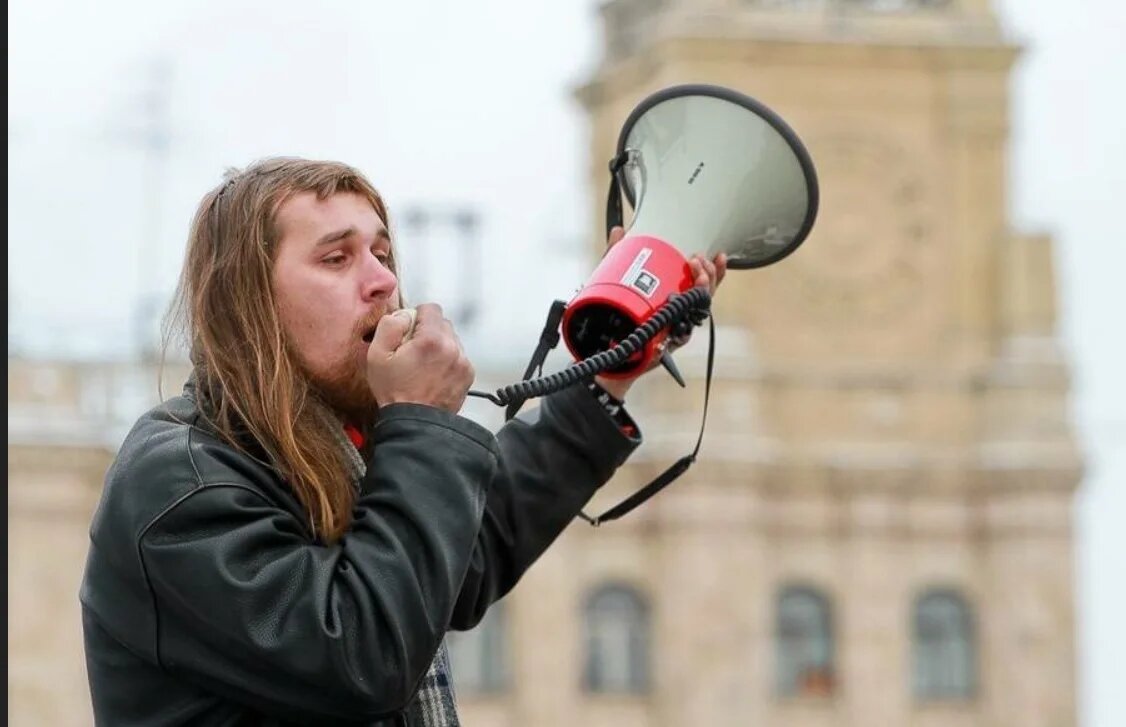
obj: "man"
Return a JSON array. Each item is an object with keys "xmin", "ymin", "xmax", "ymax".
[{"xmin": 80, "ymin": 157, "xmax": 725, "ymax": 726}]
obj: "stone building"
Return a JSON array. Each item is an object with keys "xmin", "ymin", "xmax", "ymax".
[
  {"xmin": 452, "ymin": 1, "xmax": 1082, "ymax": 726},
  {"xmin": 8, "ymin": 358, "xmax": 192, "ymax": 726},
  {"xmin": 6, "ymin": 1, "xmax": 1081, "ymax": 726}
]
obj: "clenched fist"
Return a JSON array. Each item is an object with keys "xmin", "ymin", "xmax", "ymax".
[{"xmin": 365, "ymin": 303, "xmax": 474, "ymax": 413}]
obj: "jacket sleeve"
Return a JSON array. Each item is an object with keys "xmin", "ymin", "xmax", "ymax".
[
  {"xmin": 449, "ymin": 382, "xmax": 641, "ymax": 629},
  {"xmin": 138, "ymin": 403, "xmax": 497, "ymax": 724}
]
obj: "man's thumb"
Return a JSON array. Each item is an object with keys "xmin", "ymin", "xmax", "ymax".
[{"xmin": 372, "ymin": 308, "xmax": 417, "ymax": 351}]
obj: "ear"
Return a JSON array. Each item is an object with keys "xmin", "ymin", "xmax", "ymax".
[{"xmin": 607, "ymin": 225, "xmax": 626, "ymax": 248}]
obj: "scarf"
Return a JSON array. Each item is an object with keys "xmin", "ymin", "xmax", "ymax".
[{"xmin": 321, "ymin": 408, "xmax": 461, "ymax": 727}]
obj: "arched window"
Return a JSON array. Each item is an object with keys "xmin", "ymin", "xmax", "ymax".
[
  {"xmin": 583, "ymin": 582, "xmax": 651, "ymax": 693},
  {"xmin": 447, "ymin": 600, "xmax": 510, "ymax": 694},
  {"xmin": 912, "ymin": 588, "xmax": 975, "ymax": 700},
  {"xmin": 776, "ymin": 585, "xmax": 835, "ymax": 697}
]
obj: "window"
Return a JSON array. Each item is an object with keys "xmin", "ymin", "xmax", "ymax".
[
  {"xmin": 776, "ymin": 585, "xmax": 835, "ymax": 698},
  {"xmin": 447, "ymin": 600, "xmax": 510, "ymax": 694},
  {"xmin": 912, "ymin": 588, "xmax": 975, "ymax": 700},
  {"xmin": 583, "ymin": 583, "xmax": 651, "ymax": 693}
]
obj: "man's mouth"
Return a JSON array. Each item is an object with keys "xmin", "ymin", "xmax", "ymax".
[{"xmin": 360, "ymin": 310, "xmax": 394, "ymax": 344}]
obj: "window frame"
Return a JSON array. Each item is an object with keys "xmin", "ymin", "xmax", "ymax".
[
  {"xmin": 582, "ymin": 581, "xmax": 652, "ymax": 695},
  {"xmin": 774, "ymin": 583, "xmax": 837, "ymax": 699},
  {"xmin": 911, "ymin": 587, "xmax": 977, "ymax": 702}
]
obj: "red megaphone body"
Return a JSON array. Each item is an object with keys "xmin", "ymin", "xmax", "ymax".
[{"xmin": 561, "ymin": 235, "xmax": 694, "ymax": 378}]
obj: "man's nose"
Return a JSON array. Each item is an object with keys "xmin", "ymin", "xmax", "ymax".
[{"xmin": 360, "ymin": 253, "xmax": 398, "ymax": 303}]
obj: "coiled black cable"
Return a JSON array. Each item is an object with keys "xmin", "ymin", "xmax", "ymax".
[{"xmin": 469, "ymin": 287, "xmax": 712, "ymax": 407}]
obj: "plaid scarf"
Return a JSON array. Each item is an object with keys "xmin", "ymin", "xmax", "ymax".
[
  {"xmin": 402, "ymin": 641, "xmax": 459, "ymax": 727},
  {"xmin": 322, "ymin": 408, "xmax": 461, "ymax": 727}
]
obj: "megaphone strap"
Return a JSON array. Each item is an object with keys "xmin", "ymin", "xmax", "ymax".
[
  {"xmin": 605, "ymin": 150, "xmax": 630, "ymax": 238},
  {"xmin": 467, "ymin": 289, "xmax": 715, "ymax": 522},
  {"xmin": 577, "ymin": 315, "xmax": 716, "ymax": 527},
  {"xmin": 503, "ymin": 299, "xmax": 569, "ymax": 421}
]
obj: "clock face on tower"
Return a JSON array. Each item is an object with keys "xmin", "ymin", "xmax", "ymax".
[{"xmin": 767, "ymin": 130, "xmax": 936, "ymax": 329}]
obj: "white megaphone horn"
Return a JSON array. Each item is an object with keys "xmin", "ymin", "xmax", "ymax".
[{"xmin": 561, "ymin": 83, "xmax": 820, "ymax": 378}]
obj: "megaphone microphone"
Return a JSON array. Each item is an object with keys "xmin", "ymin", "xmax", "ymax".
[{"xmin": 468, "ymin": 83, "xmax": 819, "ymax": 523}]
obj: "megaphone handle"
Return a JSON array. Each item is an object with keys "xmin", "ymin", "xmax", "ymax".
[{"xmin": 659, "ymin": 352, "xmax": 687, "ymax": 388}]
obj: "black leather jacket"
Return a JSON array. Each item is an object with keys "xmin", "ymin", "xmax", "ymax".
[{"xmin": 80, "ymin": 381, "xmax": 639, "ymax": 726}]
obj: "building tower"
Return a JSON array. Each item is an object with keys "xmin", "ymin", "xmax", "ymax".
[
  {"xmin": 450, "ymin": 2, "xmax": 1082, "ymax": 727},
  {"xmin": 556, "ymin": 1, "xmax": 1084, "ymax": 726}
]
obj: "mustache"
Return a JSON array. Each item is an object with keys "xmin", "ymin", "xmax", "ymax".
[{"xmin": 353, "ymin": 306, "xmax": 400, "ymax": 339}]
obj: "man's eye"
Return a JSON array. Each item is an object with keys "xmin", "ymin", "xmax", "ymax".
[{"xmin": 322, "ymin": 254, "xmax": 346, "ymax": 266}]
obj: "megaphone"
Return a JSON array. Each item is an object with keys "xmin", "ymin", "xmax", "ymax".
[
  {"xmin": 466, "ymin": 84, "xmax": 819, "ymax": 524},
  {"xmin": 469, "ymin": 83, "xmax": 818, "ymax": 406},
  {"xmin": 561, "ymin": 83, "xmax": 819, "ymax": 377}
]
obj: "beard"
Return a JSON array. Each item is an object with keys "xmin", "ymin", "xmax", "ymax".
[{"xmin": 305, "ymin": 352, "xmax": 379, "ymax": 426}]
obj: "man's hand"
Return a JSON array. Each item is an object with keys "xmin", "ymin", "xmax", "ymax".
[
  {"xmin": 366, "ymin": 303, "xmax": 475, "ymax": 413},
  {"xmin": 594, "ymin": 225, "xmax": 728, "ymax": 401}
]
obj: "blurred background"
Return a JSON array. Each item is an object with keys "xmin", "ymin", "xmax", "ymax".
[{"xmin": 7, "ymin": 1, "xmax": 1123, "ymax": 725}]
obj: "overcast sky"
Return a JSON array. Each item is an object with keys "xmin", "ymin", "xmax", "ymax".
[{"xmin": 8, "ymin": 1, "xmax": 1124, "ymax": 724}]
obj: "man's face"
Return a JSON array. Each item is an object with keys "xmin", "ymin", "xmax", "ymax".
[{"xmin": 272, "ymin": 191, "xmax": 399, "ymax": 421}]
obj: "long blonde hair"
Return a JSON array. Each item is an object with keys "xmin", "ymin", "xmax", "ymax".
[{"xmin": 164, "ymin": 157, "xmax": 396, "ymax": 542}]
